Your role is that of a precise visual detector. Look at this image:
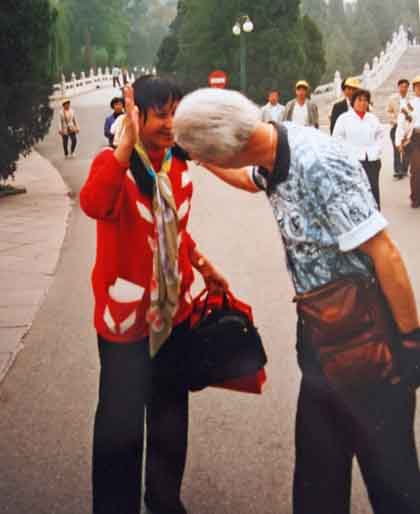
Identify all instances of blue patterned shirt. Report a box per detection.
[252,122,388,294]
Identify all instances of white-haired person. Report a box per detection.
[173,88,420,514]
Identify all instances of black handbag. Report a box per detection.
[187,290,267,392]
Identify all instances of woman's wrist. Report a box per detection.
[114,142,133,165]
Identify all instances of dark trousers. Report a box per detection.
[390,125,408,177]
[360,159,381,210]
[92,323,190,514]
[408,132,420,207]
[293,377,420,514]
[62,133,77,156]
[113,76,121,88]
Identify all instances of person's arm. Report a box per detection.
[395,112,410,149]
[313,103,319,129]
[372,117,385,159]
[73,111,80,133]
[80,149,128,221]
[200,162,260,193]
[330,104,338,135]
[386,98,396,125]
[359,230,419,333]
[332,113,347,140]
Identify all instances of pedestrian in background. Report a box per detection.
[104,97,125,147]
[58,98,79,159]
[329,77,361,134]
[333,89,384,209]
[283,80,319,128]
[122,68,130,86]
[387,78,410,179]
[407,25,415,46]
[112,65,121,88]
[396,75,420,208]
[261,89,285,124]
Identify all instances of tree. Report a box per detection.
[302,15,326,88]
[0,0,54,180]
[158,0,326,102]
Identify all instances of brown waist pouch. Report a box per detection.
[294,274,397,389]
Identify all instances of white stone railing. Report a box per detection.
[314,25,411,98]
[50,67,139,100]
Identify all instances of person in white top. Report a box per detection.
[387,79,411,178]
[261,89,285,124]
[283,80,319,128]
[333,89,384,209]
[110,113,127,148]
[396,75,420,208]
[112,65,121,88]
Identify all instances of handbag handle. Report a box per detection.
[195,288,231,322]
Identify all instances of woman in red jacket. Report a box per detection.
[80,76,228,514]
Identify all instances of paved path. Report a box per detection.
[0,74,420,514]
[0,152,70,383]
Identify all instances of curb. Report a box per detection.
[0,150,71,385]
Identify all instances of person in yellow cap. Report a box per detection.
[329,77,361,134]
[58,98,80,158]
[396,75,420,207]
[283,80,319,128]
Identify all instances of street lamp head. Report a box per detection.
[232,22,241,36]
[243,18,254,33]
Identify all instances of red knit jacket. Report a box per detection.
[80,148,196,343]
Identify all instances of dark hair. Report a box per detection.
[351,88,371,108]
[398,79,410,87]
[110,96,124,109]
[129,75,185,197]
[341,79,347,91]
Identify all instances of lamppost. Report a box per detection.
[232,15,254,93]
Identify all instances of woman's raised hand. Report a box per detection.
[122,85,139,148]
[114,86,139,164]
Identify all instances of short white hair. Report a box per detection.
[174,88,261,162]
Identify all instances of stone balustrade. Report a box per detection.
[314,25,411,99]
[50,67,153,100]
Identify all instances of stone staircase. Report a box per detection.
[317,46,420,127]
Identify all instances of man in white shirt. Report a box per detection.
[387,79,411,178]
[283,80,319,128]
[261,89,285,124]
[396,76,420,208]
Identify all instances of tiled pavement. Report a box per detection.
[0,152,71,382]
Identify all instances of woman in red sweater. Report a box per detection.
[80,76,228,514]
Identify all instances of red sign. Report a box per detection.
[208,70,228,89]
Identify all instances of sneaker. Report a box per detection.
[70,152,76,158]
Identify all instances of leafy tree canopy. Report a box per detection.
[0,0,54,180]
[157,0,326,102]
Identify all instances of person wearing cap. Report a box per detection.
[283,80,319,128]
[261,89,285,124]
[387,79,411,179]
[104,97,125,147]
[396,75,420,208]
[333,89,384,209]
[329,77,361,134]
[58,98,80,159]
[173,87,420,514]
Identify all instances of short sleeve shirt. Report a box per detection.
[251,122,388,294]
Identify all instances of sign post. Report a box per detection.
[208,70,228,89]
